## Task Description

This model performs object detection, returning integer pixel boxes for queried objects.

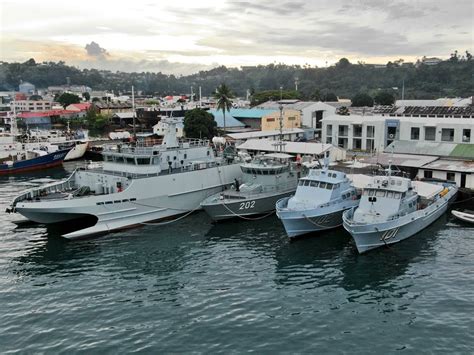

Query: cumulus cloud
[85,41,109,59]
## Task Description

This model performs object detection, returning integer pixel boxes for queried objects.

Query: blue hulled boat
[0,148,71,175]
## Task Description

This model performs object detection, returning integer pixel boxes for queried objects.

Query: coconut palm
[214,83,234,134]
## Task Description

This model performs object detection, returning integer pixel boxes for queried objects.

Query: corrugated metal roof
[450,144,474,159]
[359,153,439,168]
[386,140,457,157]
[227,128,304,139]
[236,139,334,155]
[230,108,278,118]
[208,109,245,128]
[422,159,474,173]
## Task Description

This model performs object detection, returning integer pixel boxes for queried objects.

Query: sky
[1,0,473,75]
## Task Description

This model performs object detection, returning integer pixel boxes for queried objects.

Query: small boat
[0,148,71,175]
[276,158,360,238]
[201,152,312,221]
[451,210,474,224]
[343,167,458,254]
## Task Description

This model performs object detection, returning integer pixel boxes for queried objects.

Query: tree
[214,83,234,133]
[351,92,374,107]
[82,92,90,101]
[336,58,351,69]
[57,92,81,108]
[183,108,217,139]
[322,92,338,102]
[250,90,300,106]
[374,91,395,105]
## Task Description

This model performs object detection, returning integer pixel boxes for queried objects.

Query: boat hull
[276,196,359,238]
[0,149,70,175]
[343,187,457,253]
[451,210,474,224]
[201,190,294,221]
[64,141,89,161]
[14,163,242,239]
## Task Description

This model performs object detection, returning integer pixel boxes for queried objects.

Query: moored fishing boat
[0,148,71,175]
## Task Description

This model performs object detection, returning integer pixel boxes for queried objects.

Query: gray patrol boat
[276,157,360,238]
[201,152,313,221]
[343,167,458,253]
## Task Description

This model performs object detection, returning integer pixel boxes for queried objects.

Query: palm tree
[214,83,234,135]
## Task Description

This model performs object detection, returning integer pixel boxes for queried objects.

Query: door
[460,173,466,188]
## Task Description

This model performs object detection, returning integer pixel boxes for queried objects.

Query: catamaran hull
[64,141,89,161]
[201,190,294,221]
[14,164,242,239]
[343,188,457,253]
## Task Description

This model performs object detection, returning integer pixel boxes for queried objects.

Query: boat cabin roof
[302,169,347,183]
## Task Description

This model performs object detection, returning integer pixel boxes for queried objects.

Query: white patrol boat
[7,117,242,239]
[276,157,360,238]
[343,167,458,254]
[201,153,313,221]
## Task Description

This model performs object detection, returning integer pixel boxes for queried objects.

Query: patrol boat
[343,167,458,253]
[8,117,242,239]
[276,157,360,238]
[201,152,312,221]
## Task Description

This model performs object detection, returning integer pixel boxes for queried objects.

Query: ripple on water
[0,169,473,353]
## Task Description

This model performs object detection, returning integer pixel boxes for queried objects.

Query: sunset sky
[1,0,472,75]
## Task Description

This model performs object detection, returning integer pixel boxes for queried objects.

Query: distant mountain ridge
[0,58,472,100]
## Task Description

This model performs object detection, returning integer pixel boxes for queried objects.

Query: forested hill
[0,57,472,100]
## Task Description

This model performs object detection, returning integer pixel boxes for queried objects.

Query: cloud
[85,41,109,59]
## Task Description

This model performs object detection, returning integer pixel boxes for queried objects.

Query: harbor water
[0,162,473,353]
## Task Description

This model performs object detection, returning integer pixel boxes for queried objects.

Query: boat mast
[272,86,286,154]
[132,86,136,140]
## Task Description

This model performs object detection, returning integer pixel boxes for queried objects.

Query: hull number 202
[239,201,255,210]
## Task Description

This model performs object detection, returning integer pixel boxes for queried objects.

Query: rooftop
[237,139,335,156]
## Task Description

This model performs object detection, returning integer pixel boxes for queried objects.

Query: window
[424,170,433,179]
[352,138,362,149]
[411,127,420,140]
[353,124,362,137]
[310,181,318,187]
[447,172,455,181]
[266,118,275,122]
[326,137,333,144]
[338,125,349,136]
[394,192,401,199]
[424,127,436,141]
[376,190,386,197]
[325,183,333,190]
[304,180,310,186]
[288,117,296,121]
[319,182,327,189]
[326,124,333,136]
[137,158,150,165]
[387,191,394,198]
[441,128,454,142]
[462,129,471,143]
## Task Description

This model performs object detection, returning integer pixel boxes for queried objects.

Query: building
[19,82,35,94]
[322,114,474,151]
[208,109,246,130]
[225,128,306,145]
[417,159,474,190]
[255,100,336,138]
[13,100,53,112]
[208,108,301,131]
[93,101,133,115]
[65,103,92,118]
[236,139,346,162]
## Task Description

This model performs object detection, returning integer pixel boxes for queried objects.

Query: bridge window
[376,190,386,197]
[310,181,318,187]
[319,182,327,189]
[137,158,150,165]
[325,183,333,190]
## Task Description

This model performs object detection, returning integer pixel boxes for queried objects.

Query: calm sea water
[0,162,473,354]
